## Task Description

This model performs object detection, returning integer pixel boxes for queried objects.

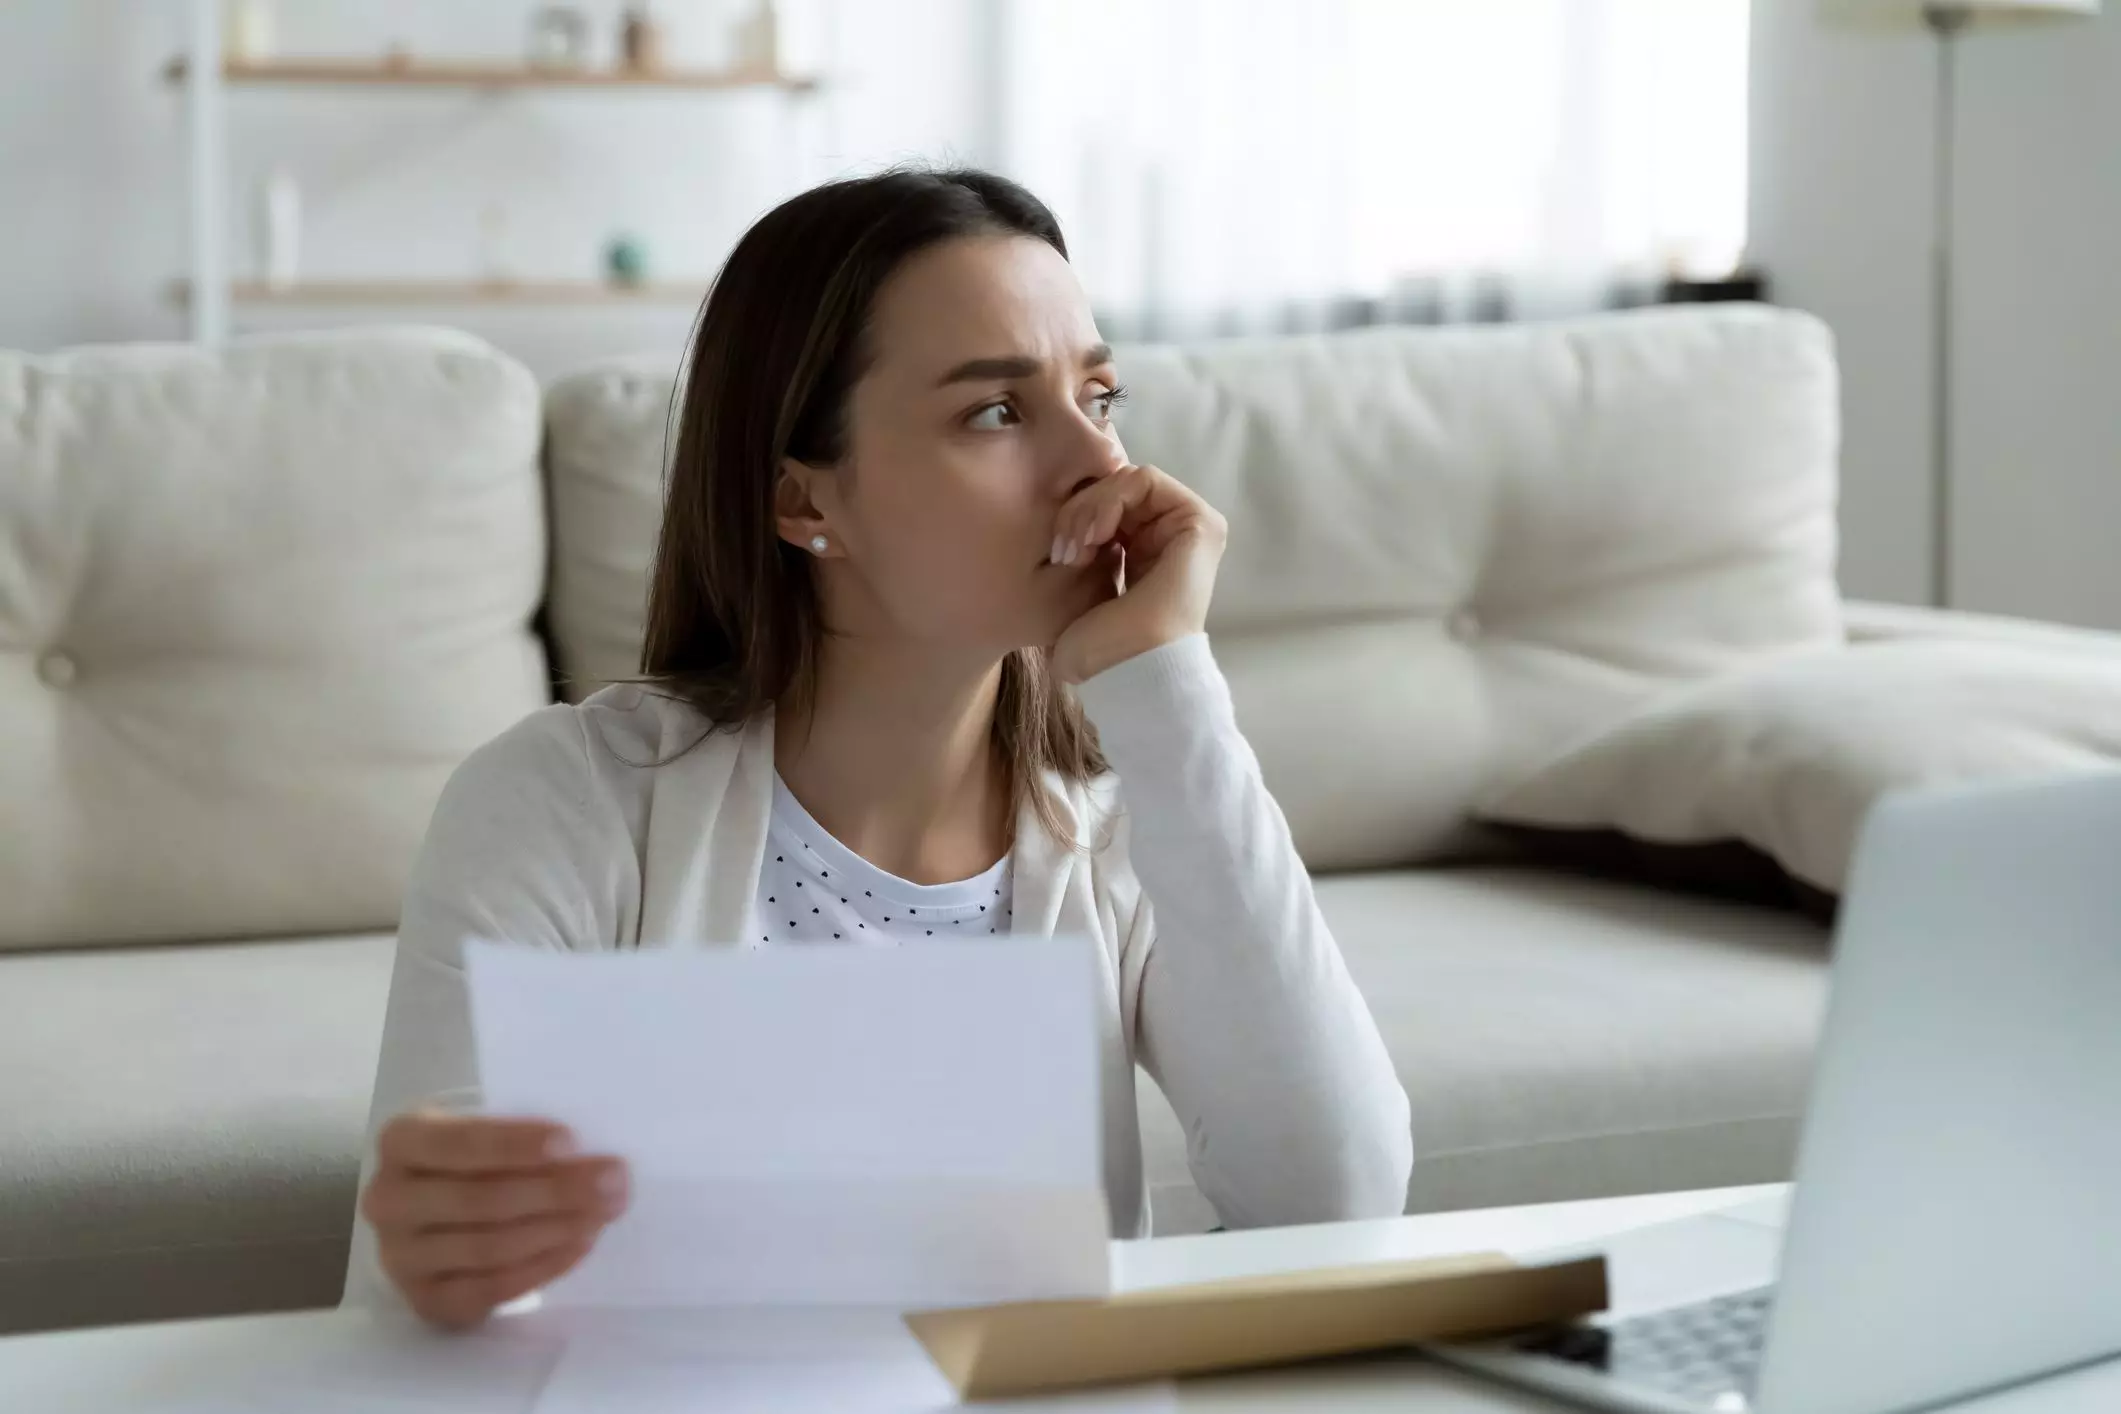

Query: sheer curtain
[996,0,1751,339]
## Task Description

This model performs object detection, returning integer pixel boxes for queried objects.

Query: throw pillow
[1477,640,2121,895]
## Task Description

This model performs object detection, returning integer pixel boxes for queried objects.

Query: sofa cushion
[0,329,550,950]
[1138,867,1830,1235]
[1479,640,2121,894]
[0,934,397,1334]
[0,875,1825,1330]
[542,307,1843,870]
[541,354,673,703]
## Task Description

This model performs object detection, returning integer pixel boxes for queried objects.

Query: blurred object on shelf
[224,0,274,61]
[382,42,414,71]
[604,233,649,288]
[735,0,780,73]
[528,6,592,70]
[258,167,301,291]
[619,5,665,73]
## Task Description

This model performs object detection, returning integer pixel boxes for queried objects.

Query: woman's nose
[1058,425,1126,500]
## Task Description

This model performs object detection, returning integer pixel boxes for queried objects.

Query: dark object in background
[1486,823,1839,927]
[604,233,648,287]
[1660,267,1771,304]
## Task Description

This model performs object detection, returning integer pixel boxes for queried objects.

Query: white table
[6,1184,2118,1412]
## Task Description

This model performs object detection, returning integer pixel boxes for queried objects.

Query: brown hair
[638,167,1107,843]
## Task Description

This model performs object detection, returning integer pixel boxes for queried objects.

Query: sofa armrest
[1843,599,2121,661]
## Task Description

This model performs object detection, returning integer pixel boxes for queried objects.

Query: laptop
[1427,770,2121,1414]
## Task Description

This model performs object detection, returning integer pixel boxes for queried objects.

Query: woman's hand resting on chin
[1049,463,1228,685]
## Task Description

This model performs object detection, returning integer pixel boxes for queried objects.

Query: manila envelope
[905,1249,1608,1400]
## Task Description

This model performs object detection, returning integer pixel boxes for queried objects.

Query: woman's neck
[772,639,1012,886]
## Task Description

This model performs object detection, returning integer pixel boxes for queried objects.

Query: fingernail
[598,1164,629,1207]
[544,1131,578,1161]
[1050,536,1065,565]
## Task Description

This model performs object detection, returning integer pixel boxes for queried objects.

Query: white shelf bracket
[186,0,230,346]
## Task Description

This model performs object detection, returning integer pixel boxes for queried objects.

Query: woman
[346,168,1411,1329]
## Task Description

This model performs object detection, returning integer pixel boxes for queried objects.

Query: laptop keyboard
[1512,1286,1774,1410]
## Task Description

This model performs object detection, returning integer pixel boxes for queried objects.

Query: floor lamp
[1822,0,2100,608]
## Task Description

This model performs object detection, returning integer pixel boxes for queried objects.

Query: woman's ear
[775,457,839,558]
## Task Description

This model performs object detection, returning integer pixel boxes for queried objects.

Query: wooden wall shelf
[172,279,711,307]
[165,29,815,342]
[163,56,819,92]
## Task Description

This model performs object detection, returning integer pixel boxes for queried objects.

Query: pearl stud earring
[809,534,829,554]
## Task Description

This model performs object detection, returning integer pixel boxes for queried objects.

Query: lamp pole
[1924,3,1969,608]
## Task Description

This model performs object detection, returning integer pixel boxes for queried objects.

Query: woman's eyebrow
[933,343,1116,389]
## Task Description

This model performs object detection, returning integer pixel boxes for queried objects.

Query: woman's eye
[966,401,1018,431]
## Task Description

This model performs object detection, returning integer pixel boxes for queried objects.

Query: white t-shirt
[751,774,1015,947]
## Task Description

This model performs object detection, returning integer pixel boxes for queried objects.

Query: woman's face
[781,233,1127,659]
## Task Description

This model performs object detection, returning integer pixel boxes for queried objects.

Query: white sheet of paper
[138,1311,567,1414]
[526,1310,1176,1414]
[464,937,1112,1309]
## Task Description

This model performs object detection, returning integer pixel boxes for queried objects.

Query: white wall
[1750,0,2121,629]
[28,2,2113,625]
[1748,0,1937,608]
[0,0,991,378]
[1953,10,2121,630]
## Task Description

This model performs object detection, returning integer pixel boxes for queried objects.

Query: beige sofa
[6,308,2114,1336]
